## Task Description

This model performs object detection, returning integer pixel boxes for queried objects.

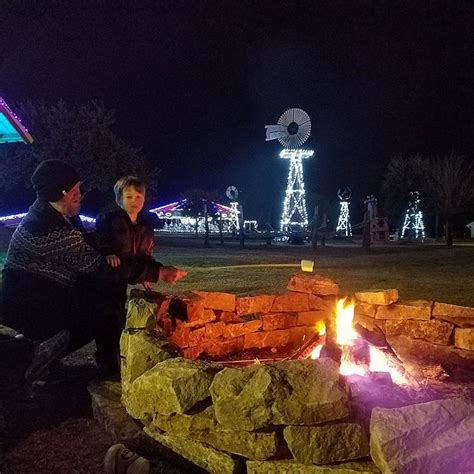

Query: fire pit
[119,274,474,473]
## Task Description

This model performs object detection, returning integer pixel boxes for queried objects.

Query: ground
[1,236,474,472]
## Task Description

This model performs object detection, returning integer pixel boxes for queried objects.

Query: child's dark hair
[114,176,146,202]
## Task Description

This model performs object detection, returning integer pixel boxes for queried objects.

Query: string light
[336,201,352,236]
[0,212,96,224]
[401,191,425,239]
[280,148,313,232]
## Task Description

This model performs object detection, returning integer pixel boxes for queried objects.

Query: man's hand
[159,265,187,284]
[106,254,121,267]
[142,281,153,291]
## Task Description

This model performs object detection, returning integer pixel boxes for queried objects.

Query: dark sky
[1,1,473,222]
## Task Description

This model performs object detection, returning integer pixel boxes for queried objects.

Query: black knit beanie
[31,160,80,202]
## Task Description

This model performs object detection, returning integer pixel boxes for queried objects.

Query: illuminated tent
[149,198,239,233]
[0,97,33,144]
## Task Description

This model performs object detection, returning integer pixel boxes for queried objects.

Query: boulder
[236,295,275,315]
[125,358,222,419]
[271,292,310,312]
[375,300,432,320]
[247,460,381,473]
[153,406,278,460]
[144,425,240,474]
[193,291,236,312]
[370,398,474,474]
[284,422,369,465]
[454,328,474,350]
[384,319,454,345]
[120,329,175,392]
[354,290,398,306]
[210,359,349,431]
[125,298,158,329]
[287,273,339,296]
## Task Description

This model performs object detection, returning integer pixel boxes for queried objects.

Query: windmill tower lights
[401,191,426,239]
[336,187,352,237]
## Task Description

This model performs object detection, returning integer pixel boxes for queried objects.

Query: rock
[236,295,275,315]
[386,334,474,377]
[284,422,369,465]
[169,294,205,324]
[355,289,398,306]
[206,321,227,339]
[243,326,315,350]
[224,320,262,338]
[193,291,236,312]
[247,460,381,473]
[201,336,245,358]
[287,273,339,296]
[219,311,245,323]
[375,300,432,320]
[262,313,298,330]
[454,328,474,350]
[188,327,207,347]
[432,302,474,323]
[370,398,474,474]
[125,298,158,329]
[271,293,310,312]
[210,359,349,431]
[125,358,222,419]
[120,329,175,392]
[355,302,377,318]
[180,308,217,328]
[297,310,326,328]
[153,406,278,460]
[144,425,240,474]
[169,327,190,347]
[384,319,454,345]
[309,294,337,312]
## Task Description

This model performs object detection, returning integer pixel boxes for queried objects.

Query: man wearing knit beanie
[1,160,184,384]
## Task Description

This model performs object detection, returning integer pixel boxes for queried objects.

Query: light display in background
[336,187,352,237]
[0,97,33,144]
[401,191,425,239]
[280,148,313,232]
[0,213,96,226]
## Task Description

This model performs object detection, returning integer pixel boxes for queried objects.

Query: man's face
[119,186,145,215]
[61,182,82,217]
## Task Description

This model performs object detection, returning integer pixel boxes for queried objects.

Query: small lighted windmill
[336,187,352,237]
[401,191,425,239]
[265,108,313,232]
[226,185,240,231]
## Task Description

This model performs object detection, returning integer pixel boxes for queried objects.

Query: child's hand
[159,266,187,284]
[106,254,121,267]
[142,281,153,291]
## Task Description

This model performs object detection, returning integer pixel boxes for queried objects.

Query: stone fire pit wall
[119,274,474,473]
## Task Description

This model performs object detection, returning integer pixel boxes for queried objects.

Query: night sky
[2,1,473,223]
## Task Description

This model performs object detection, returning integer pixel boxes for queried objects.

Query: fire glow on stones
[310,297,408,385]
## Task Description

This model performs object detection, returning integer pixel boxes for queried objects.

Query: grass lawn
[1,241,473,306]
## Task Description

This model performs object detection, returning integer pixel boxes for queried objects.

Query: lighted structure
[265,108,313,232]
[401,191,425,239]
[336,187,352,237]
[0,97,33,144]
[364,194,389,242]
[226,185,240,231]
[149,198,239,233]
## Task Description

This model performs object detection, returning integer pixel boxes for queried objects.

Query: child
[95,176,186,374]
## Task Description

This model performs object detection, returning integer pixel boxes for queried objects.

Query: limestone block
[169,327,190,347]
[153,406,278,461]
[243,329,290,349]
[370,398,474,474]
[210,359,349,431]
[205,321,227,339]
[309,294,336,311]
[144,425,239,474]
[176,294,205,323]
[193,291,236,312]
[224,320,262,338]
[355,302,377,318]
[125,298,158,329]
[180,308,216,328]
[455,328,474,350]
[202,336,244,358]
[384,319,454,345]
[236,295,275,315]
[120,329,175,391]
[125,358,222,419]
[376,300,432,320]
[287,273,339,296]
[284,422,369,465]
[296,310,326,328]
[247,460,381,473]
[219,311,245,323]
[355,289,398,306]
[433,302,474,327]
[262,312,298,331]
[188,327,206,347]
[271,292,309,312]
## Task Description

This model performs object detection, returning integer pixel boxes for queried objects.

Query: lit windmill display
[401,191,425,239]
[265,108,313,232]
[226,185,240,231]
[336,187,352,237]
